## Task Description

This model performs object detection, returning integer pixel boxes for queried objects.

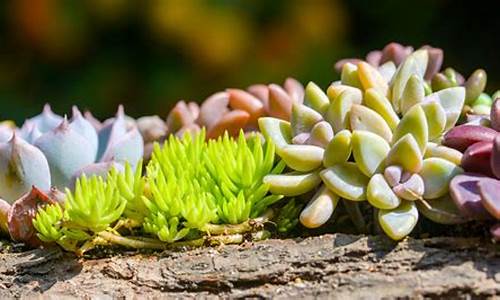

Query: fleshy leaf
[325,89,362,133]
[423,87,466,132]
[351,130,390,177]
[478,178,500,219]
[291,103,323,136]
[419,157,463,199]
[357,61,389,96]
[416,195,467,225]
[207,110,250,139]
[449,173,491,220]
[264,172,321,196]
[386,134,423,173]
[303,82,329,115]
[323,130,352,167]
[442,124,497,152]
[350,104,393,142]
[307,121,334,148]
[227,89,264,126]
[492,135,500,179]
[279,145,324,172]
[421,101,447,140]
[70,106,99,162]
[341,63,362,89]
[424,142,462,165]
[268,84,294,120]
[378,201,418,240]
[363,88,400,130]
[198,92,229,129]
[367,174,400,209]
[392,104,428,154]
[299,186,339,228]
[392,174,425,201]
[400,74,425,114]
[0,135,51,203]
[258,117,292,154]
[320,162,369,201]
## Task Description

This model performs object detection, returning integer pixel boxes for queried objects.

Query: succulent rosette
[0,104,143,244]
[443,99,500,239]
[260,46,469,240]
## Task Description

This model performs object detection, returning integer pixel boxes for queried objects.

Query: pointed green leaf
[392,104,428,154]
[400,74,425,114]
[325,89,362,133]
[358,61,389,96]
[351,130,390,177]
[423,87,465,132]
[386,134,423,173]
[350,104,393,142]
[291,103,323,136]
[258,117,292,155]
[341,62,362,89]
[419,157,463,199]
[367,174,401,209]
[421,101,446,140]
[304,82,329,114]
[323,130,352,167]
[363,88,400,130]
[378,201,418,240]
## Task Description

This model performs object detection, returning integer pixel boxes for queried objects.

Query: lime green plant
[33,130,285,255]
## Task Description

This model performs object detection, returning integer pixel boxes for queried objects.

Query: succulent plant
[260,47,468,240]
[443,99,500,239]
[33,130,285,254]
[2,105,144,192]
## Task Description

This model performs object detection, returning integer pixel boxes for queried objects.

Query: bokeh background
[0,0,499,123]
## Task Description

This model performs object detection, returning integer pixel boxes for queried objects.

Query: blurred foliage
[0,0,498,123]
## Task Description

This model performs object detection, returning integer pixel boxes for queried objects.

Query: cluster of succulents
[136,78,304,160]
[260,44,493,240]
[1,41,500,254]
[31,130,286,254]
[443,99,500,239]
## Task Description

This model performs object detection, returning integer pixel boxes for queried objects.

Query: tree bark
[1,233,500,299]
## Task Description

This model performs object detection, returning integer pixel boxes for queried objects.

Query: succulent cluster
[260,46,476,240]
[32,130,286,254]
[0,105,143,202]
[2,41,500,253]
[443,99,500,239]
[136,78,304,160]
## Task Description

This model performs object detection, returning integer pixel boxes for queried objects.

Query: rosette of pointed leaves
[142,130,285,242]
[4,105,144,191]
[261,48,467,240]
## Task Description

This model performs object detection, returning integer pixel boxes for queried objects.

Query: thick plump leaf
[384,165,403,187]
[419,158,463,199]
[341,63,362,89]
[491,99,500,131]
[280,145,325,172]
[268,84,294,120]
[478,178,500,219]
[464,69,487,105]
[392,174,425,201]
[421,101,447,140]
[400,74,425,114]
[378,201,418,240]
[442,124,497,152]
[390,50,428,112]
[367,174,400,209]
[363,89,400,130]
[326,84,362,103]
[258,117,292,154]
[323,130,352,167]
[349,105,393,142]
[449,173,491,220]
[393,105,428,154]
[351,130,390,177]
[424,142,463,165]
[299,186,339,228]
[291,103,323,136]
[357,61,389,96]
[304,82,329,114]
[320,163,369,201]
[386,134,423,173]
[264,172,321,196]
[307,121,334,148]
[423,87,465,131]
[325,89,362,133]
[461,141,493,176]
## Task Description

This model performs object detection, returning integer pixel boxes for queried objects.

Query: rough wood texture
[1,233,500,299]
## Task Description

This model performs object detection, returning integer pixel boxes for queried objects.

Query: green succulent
[260,49,466,240]
[142,130,285,242]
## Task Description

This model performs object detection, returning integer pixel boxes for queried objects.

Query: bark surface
[1,234,499,299]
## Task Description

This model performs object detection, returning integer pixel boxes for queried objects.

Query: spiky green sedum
[143,130,285,242]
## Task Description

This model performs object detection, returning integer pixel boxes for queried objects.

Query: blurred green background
[0,0,498,123]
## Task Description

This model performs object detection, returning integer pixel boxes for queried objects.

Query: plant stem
[201,209,274,235]
[342,200,367,234]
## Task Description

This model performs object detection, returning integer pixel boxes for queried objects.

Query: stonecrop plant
[260,45,481,240]
[32,130,285,254]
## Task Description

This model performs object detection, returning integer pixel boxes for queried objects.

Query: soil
[1,233,500,299]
